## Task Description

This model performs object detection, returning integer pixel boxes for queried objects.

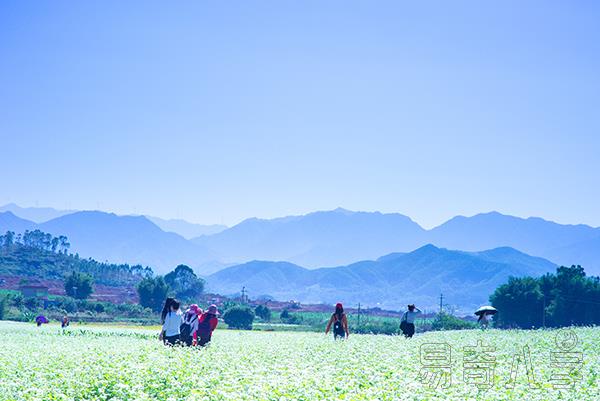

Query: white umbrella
[474,306,497,316]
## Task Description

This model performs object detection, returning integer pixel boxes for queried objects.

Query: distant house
[19,285,49,299]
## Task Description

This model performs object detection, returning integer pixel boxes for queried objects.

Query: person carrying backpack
[325,303,349,340]
[195,304,219,346]
[180,304,201,346]
[400,304,421,338]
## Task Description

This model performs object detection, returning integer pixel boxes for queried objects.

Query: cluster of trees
[64,271,94,299]
[137,265,205,311]
[0,230,70,253]
[491,265,600,328]
[0,230,153,287]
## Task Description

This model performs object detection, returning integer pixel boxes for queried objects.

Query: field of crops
[0,321,597,400]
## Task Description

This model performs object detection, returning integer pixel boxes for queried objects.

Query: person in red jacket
[194,304,219,346]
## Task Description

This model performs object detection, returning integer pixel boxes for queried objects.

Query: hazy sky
[1,1,599,228]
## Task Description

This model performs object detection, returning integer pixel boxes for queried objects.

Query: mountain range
[1,205,599,277]
[205,244,557,310]
[0,203,226,239]
[0,210,215,272]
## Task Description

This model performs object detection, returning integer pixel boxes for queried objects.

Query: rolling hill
[38,211,215,273]
[206,244,557,310]
[0,211,214,274]
[0,211,36,234]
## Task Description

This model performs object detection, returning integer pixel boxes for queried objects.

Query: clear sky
[1,1,599,228]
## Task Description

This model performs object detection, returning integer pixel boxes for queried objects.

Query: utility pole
[241,286,247,304]
[357,303,361,330]
[439,293,444,314]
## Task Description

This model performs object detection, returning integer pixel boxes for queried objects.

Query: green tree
[2,231,15,249]
[0,296,6,320]
[490,265,600,328]
[64,272,94,299]
[490,276,543,328]
[255,305,271,322]
[223,305,255,330]
[164,264,205,300]
[137,276,170,312]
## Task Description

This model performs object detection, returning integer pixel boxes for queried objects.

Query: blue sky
[1,1,599,227]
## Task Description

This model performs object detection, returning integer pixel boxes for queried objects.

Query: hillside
[38,211,215,273]
[0,210,215,274]
[0,212,36,233]
[206,244,557,310]
[0,241,152,286]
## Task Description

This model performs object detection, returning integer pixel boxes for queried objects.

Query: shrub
[23,297,41,311]
[280,309,302,325]
[431,313,475,331]
[255,305,271,322]
[223,306,255,330]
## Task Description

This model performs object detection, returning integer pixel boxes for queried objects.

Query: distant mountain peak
[332,207,355,214]
[413,243,443,253]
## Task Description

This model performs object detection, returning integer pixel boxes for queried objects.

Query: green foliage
[23,297,41,310]
[64,272,94,299]
[490,276,543,328]
[164,264,205,300]
[431,313,476,331]
[0,234,152,286]
[0,296,6,320]
[353,320,400,335]
[137,276,169,312]
[280,309,303,325]
[491,265,600,328]
[223,305,255,330]
[254,305,271,322]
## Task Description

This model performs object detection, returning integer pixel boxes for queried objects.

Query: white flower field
[0,322,597,400]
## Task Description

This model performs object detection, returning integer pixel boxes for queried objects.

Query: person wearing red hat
[325,303,349,339]
[195,304,219,346]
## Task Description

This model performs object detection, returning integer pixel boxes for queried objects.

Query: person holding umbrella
[475,306,497,329]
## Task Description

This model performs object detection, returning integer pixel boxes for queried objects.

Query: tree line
[1,230,153,286]
[491,265,600,328]
[1,230,70,254]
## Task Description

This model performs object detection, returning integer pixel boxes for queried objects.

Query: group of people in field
[324,302,422,339]
[159,299,421,346]
[159,297,219,347]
